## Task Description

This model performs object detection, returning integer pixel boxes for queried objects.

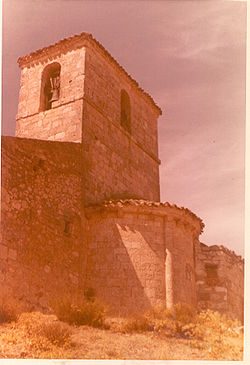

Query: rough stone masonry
[0,32,244,320]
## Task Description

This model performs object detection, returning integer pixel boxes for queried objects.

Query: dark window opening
[63,220,71,235]
[40,62,61,111]
[120,89,131,133]
[205,263,218,286]
[84,287,96,301]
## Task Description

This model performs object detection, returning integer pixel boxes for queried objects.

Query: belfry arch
[39,62,61,112]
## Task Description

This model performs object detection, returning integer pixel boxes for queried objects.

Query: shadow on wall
[85,219,155,315]
[85,213,169,315]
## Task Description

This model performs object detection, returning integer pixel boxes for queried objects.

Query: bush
[0,300,19,324]
[51,295,108,328]
[121,304,196,335]
[170,303,196,324]
[181,309,243,359]
[148,306,172,321]
[163,303,196,337]
[18,311,72,347]
[183,309,242,340]
[39,322,72,346]
[123,314,153,333]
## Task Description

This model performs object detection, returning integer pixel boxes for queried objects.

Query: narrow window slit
[64,220,71,235]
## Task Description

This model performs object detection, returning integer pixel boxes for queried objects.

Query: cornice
[85,199,204,235]
[17,32,162,115]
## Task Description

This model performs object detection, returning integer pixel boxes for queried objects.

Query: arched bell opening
[39,62,61,112]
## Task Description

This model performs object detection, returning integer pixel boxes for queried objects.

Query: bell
[49,88,59,102]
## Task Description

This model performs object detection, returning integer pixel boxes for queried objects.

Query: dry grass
[0,312,73,358]
[182,309,243,360]
[0,303,244,360]
[18,312,72,346]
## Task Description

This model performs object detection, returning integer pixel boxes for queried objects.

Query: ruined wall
[16,46,86,142]
[1,136,86,310]
[83,44,161,204]
[195,242,244,321]
[85,200,202,315]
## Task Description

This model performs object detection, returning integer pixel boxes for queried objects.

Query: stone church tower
[16,33,161,205]
[1,33,244,319]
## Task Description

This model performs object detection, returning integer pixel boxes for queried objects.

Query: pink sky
[2,0,246,256]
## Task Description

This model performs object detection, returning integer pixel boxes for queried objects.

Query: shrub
[148,306,172,321]
[123,314,153,333]
[164,303,196,337]
[0,292,32,325]
[181,309,243,360]
[184,309,242,340]
[170,303,196,324]
[39,321,72,346]
[51,295,108,328]
[0,300,19,323]
[121,304,196,335]
[17,311,72,347]
[143,306,177,335]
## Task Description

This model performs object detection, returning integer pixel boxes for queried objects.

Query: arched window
[120,89,131,133]
[39,62,61,111]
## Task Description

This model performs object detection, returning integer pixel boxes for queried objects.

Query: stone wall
[82,43,161,204]
[0,135,244,320]
[167,220,198,308]
[195,242,244,321]
[85,200,202,315]
[84,44,161,160]
[82,101,160,204]
[1,136,86,310]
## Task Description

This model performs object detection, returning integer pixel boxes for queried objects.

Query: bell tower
[16,33,162,204]
[16,38,87,142]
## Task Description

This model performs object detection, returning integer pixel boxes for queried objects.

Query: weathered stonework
[195,242,244,321]
[16,33,161,204]
[1,136,86,310]
[85,200,202,314]
[1,32,244,320]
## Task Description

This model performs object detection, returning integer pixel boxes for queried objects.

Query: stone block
[0,245,8,260]
[44,265,51,274]
[8,249,17,261]
[214,286,227,293]
[198,292,210,301]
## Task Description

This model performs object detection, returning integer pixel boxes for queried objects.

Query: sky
[2,0,247,256]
